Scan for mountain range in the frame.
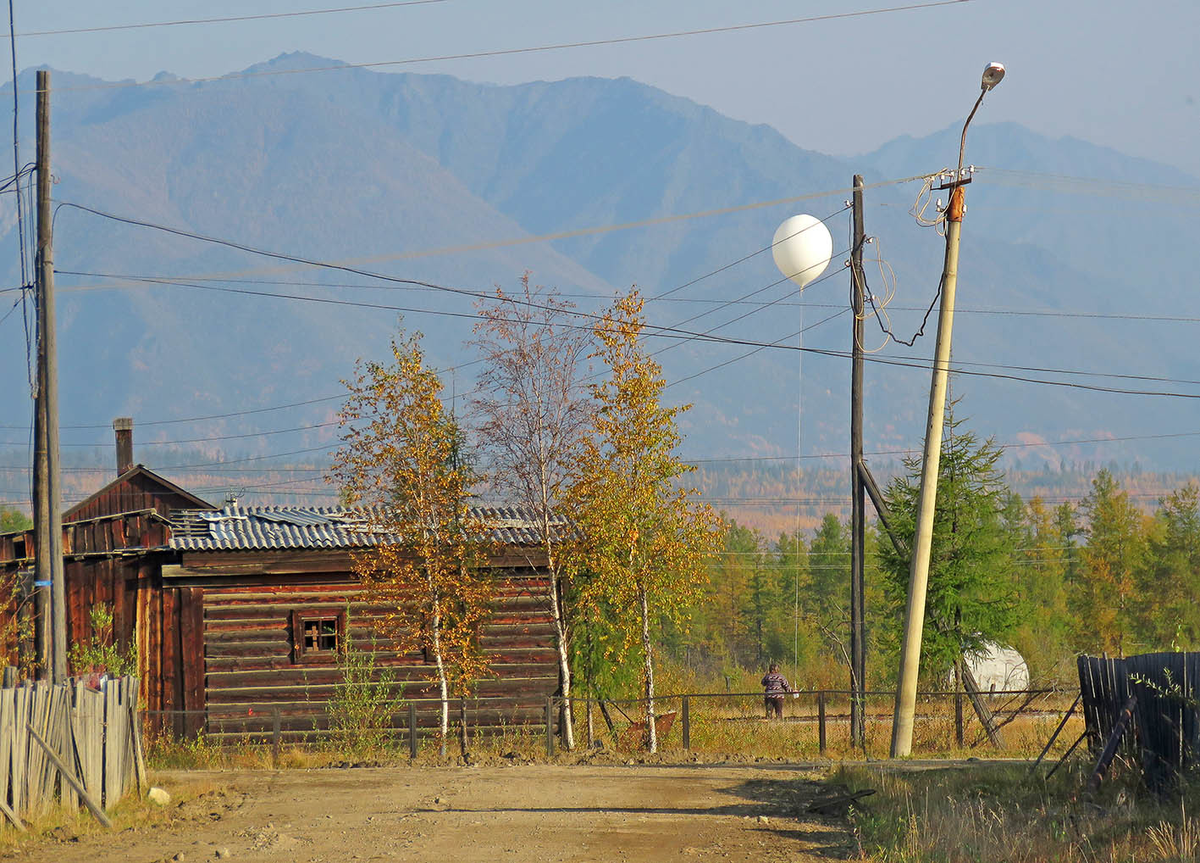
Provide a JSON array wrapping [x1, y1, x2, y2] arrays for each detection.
[[2, 52, 1198, 509]]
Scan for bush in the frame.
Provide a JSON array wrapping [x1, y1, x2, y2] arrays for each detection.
[[67, 604, 136, 677], [327, 635, 405, 754]]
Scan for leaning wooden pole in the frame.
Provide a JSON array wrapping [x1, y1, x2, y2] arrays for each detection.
[[34, 69, 66, 683], [848, 174, 866, 748]]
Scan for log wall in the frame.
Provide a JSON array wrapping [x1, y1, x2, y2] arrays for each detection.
[[177, 571, 557, 740]]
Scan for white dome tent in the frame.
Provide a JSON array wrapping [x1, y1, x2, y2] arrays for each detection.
[[953, 642, 1030, 692]]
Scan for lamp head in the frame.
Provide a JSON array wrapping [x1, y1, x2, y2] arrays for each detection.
[[981, 62, 1006, 91]]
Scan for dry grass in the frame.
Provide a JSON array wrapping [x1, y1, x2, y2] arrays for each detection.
[[565, 691, 1082, 761], [140, 689, 1081, 768], [837, 761, 1200, 862], [0, 774, 226, 852]]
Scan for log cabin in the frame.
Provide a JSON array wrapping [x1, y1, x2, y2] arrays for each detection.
[[0, 421, 559, 740]]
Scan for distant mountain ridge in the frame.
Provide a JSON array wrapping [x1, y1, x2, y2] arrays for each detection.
[[1, 53, 1198, 513]]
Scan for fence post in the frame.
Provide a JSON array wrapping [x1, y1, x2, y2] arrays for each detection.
[[955, 690, 964, 748], [818, 691, 827, 755], [271, 708, 281, 768], [545, 697, 555, 757], [408, 702, 418, 760], [682, 696, 690, 751]]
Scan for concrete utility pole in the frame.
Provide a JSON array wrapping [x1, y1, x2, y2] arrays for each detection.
[[33, 69, 66, 683], [848, 175, 866, 748], [890, 63, 1005, 758]]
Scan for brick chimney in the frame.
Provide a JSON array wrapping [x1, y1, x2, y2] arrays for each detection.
[[113, 417, 134, 475]]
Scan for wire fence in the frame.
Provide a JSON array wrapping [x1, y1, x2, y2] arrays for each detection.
[[138, 686, 1083, 765]]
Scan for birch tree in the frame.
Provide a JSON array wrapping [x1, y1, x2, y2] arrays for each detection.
[[330, 332, 494, 748], [470, 277, 593, 750], [567, 291, 721, 753]]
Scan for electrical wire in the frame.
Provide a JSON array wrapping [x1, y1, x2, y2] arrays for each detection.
[[40, 1, 978, 93], [650, 205, 849, 301], [0, 419, 339, 448], [52, 270, 1200, 324], [54, 268, 1200, 401], [54, 177, 931, 291], [8, 0, 446, 37], [6, 0, 26, 295], [649, 252, 850, 361], [665, 307, 851, 390], [0, 292, 21, 326]]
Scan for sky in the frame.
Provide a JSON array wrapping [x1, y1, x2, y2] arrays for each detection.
[[11, 0, 1200, 177]]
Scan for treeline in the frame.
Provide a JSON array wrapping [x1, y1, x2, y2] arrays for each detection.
[[669, 442, 1200, 690]]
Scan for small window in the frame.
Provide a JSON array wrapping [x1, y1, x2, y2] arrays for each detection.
[[291, 610, 346, 663], [12, 537, 26, 559]]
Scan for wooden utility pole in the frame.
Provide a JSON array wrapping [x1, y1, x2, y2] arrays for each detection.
[[890, 65, 1003, 758], [848, 175, 866, 748], [33, 70, 66, 683]]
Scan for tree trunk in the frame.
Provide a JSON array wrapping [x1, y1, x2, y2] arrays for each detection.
[[640, 586, 657, 753], [432, 610, 449, 757], [458, 696, 470, 762], [547, 560, 574, 750]]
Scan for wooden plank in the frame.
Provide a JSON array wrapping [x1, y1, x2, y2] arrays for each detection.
[[60, 683, 79, 811], [27, 725, 111, 829], [147, 585, 162, 718], [9, 685, 25, 815], [21, 684, 43, 817], [41, 687, 66, 811], [0, 687, 12, 819], [128, 682, 146, 795], [162, 589, 181, 737], [0, 796, 24, 832], [181, 588, 206, 738], [103, 685, 120, 810]]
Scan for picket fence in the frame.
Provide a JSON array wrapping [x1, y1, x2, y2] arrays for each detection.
[[0, 671, 143, 829]]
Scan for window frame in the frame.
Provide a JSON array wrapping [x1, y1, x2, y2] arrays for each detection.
[[290, 609, 347, 664]]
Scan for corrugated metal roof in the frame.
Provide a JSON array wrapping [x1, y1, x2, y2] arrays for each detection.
[[168, 503, 564, 552]]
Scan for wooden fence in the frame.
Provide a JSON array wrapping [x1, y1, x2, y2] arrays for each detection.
[[0, 672, 143, 829], [1079, 652, 1200, 788]]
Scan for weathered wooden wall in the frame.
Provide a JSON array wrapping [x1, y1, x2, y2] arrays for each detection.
[[183, 572, 557, 740], [0, 510, 168, 678], [64, 470, 210, 522]]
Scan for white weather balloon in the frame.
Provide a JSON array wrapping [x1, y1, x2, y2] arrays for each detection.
[[772, 215, 833, 290]]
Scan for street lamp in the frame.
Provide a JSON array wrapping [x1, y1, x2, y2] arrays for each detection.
[[889, 62, 1005, 759]]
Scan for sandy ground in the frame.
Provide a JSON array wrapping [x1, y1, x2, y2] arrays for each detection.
[[4, 764, 852, 863]]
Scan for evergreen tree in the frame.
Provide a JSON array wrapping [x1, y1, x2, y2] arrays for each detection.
[[807, 514, 851, 667], [1076, 468, 1146, 656], [1142, 484, 1200, 648], [1010, 496, 1074, 682], [878, 409, 1019, 680]]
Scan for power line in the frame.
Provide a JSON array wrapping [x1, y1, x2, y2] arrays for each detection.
[[52, 201, 1200, 403], [650, 205, 849, 301], [8, 0, 445, 38], [666, 307, 852, 390], [42, 1, 977, 93], [6, 0, 26, 292], [0, 419, 338, 448], [55, 175, 930, 292], [54, 269, 1200, 324], [60, 268, 1200, 402]]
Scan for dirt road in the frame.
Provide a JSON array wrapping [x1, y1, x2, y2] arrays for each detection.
[[9, 764, 849, 863]]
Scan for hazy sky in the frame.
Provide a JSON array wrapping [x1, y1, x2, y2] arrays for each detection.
[[13, 0, 1200, 176]]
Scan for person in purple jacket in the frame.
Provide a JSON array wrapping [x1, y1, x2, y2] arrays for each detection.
[[761, 663, 795, 720]]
